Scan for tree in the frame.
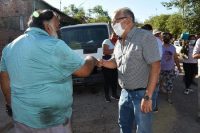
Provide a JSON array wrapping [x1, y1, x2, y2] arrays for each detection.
[[162, 0, 200, 34], [63, 4, 86, 23], [145, 14, 170, 32], [166, 14, 184, 39], [63, 4, 110, 23], [87, 5, 110, 23]]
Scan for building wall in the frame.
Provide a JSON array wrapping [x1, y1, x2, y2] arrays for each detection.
[[0, 0, 76, 56], [0, 0, 32, 56]]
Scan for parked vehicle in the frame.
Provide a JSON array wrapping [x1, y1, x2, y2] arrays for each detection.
[[174, 40, 182, 54], [60, 23, 111, 85]]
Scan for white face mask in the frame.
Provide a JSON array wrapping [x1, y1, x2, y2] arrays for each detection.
[[112, 23, 125, 37], [189, 40, 196, 46], [48, 22, 58, 38]]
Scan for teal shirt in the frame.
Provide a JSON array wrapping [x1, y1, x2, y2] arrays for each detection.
[[0, 27, 85, 128]]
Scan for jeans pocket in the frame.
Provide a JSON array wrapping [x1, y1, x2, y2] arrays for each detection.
[[119, 89, 128, 105]]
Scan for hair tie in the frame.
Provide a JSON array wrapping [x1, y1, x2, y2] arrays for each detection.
[[33, 11, 40, 18]]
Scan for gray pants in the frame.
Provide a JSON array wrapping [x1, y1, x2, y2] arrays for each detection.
[[14, 120, 72, 133]]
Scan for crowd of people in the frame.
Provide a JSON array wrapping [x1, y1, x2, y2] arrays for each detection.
[[0, 7, 200, 133]]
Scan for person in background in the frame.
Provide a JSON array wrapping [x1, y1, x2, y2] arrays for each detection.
[[0, 9, 98, 133], [193, 36, 200, 122], [195, 33, 200, 40], [141, 24, 153, 31], [153, 29, 163, 57], [98, 7, 161, 133], [159, 32, 182, 104], [102, 32, 119, 102], [181, 35, 198, 94], [141, 24, 162, 113], [141, 25, 163, 58]]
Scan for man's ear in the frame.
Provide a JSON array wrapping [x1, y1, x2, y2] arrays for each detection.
[[43, 22, 51, 35]]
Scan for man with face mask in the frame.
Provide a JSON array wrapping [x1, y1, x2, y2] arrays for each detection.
[[98, 7, 161, 133], [0, 9, 98, 133]]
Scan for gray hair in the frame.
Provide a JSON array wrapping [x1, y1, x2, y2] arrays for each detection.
[[114, 7, 135, 23]]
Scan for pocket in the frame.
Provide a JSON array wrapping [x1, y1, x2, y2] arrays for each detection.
[[119, 89, 128, 105]]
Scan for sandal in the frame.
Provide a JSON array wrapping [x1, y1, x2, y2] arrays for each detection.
[[184, 89, 190, 95]]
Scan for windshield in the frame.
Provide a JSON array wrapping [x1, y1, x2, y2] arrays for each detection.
[[60, 25, 109, 50]]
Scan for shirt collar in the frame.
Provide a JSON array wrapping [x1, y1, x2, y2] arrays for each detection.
[[25, 27, 50, 36], [126, 27, 137, 40]]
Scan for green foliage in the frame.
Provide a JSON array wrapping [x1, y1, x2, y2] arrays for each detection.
[[145, 14, 170, 32], [63, 4, 86, 23], [144, 0, 200, 38], [87, 5, 110, 23], [144, 13, 186, 39], [166, 14, 184, 38], [162, 0, 200, 34], [63, 4, 110, 24], [89, 5, 109, 17]]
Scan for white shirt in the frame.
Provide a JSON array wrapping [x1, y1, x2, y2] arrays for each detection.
[[193, 38, 200, 75], [183, 45, 198, 63]]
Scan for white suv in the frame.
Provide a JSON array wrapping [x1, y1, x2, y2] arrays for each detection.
[[60, 23, 111, 85], [174, 40, 182, 54]]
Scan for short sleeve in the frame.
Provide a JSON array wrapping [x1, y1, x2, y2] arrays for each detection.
[[0, 47, 8, 72], [52, 40, 85, 77], [142, 34, 161, 64], [193, 39, 200, 55]]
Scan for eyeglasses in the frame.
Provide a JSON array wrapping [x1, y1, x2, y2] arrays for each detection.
[[112, 16, 127, 25]]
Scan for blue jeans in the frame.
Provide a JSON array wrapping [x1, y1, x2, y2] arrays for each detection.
[[118, 88, 157, 133]]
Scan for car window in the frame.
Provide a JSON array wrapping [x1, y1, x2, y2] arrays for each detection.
[[61, 25, 109, 50]]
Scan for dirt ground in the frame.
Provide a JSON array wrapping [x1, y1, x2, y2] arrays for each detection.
[[71, 75, 200, 133], [72, 85, 119, 133], [1, 75, 200, 133]]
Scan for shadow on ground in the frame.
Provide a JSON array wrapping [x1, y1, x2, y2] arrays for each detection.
[[0, 76, 200, 133]]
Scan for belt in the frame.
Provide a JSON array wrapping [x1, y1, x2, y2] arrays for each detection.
[[125, 88, 146, 92]]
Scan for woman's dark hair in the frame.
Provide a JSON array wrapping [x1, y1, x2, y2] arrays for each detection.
[[162, 32, 172, 39], [27, 9, 57, 30], [189, 34, 196, 40]]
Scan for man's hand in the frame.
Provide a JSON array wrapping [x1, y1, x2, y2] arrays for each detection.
[[96, 58, 117, 69], [0, 72, 11, 105], [141, 99, 152, 113], [73, 56, 97, 77], [96, 59, 103, 67]]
